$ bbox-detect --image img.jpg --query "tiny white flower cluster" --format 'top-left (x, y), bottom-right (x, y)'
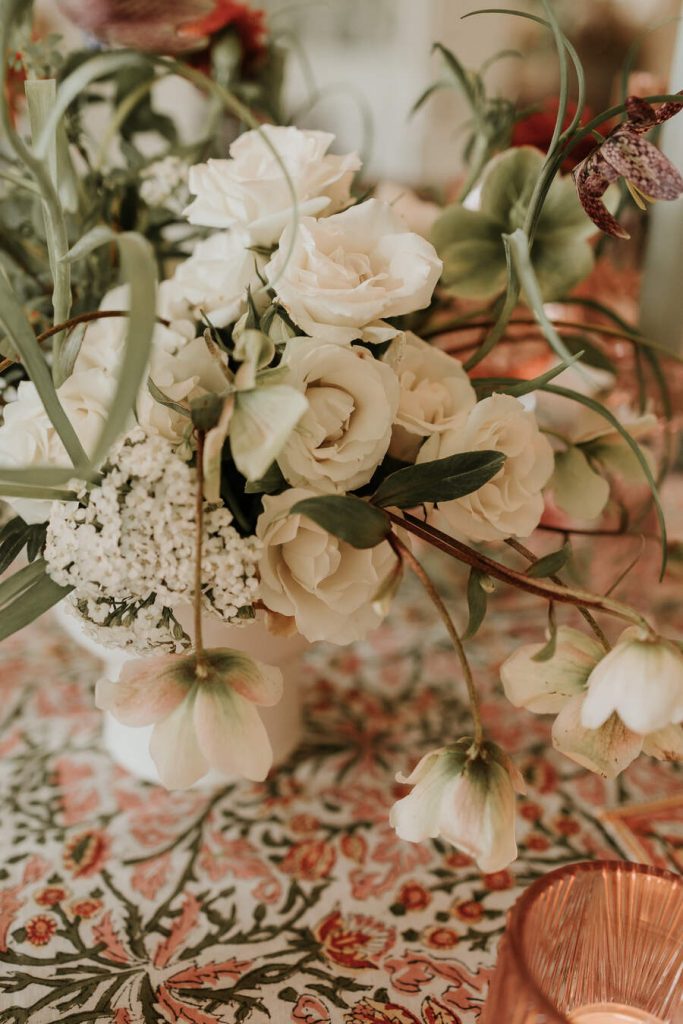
top-left (45, 429), bottom-right (261, 654)
top-left (140, 155), bottom-right (190, 212)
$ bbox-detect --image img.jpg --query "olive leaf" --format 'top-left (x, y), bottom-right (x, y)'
top-left (526, 541), bottom-right (571, 578)
top-left (291, 495), bottom-right (390, 550)
top-left (372, 450), bottom-right (505, 509)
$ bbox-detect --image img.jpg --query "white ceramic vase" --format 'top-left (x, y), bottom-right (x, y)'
top-left (55, 602), bottom-right (308, 786)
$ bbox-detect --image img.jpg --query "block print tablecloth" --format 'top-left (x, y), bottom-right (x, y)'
top-left (0, 563), bottom-right (681, 1024)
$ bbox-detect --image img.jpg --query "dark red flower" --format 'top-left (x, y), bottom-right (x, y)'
top-left (315, 908), bottom-right (395, 970)
top-left (397, 881), bottom-right (431, 912)
top-left (179, 0), bottom-right (267, 65)
top-left (57, 0), bottom-right (214, 52)
top-left (63, 829), bottom-right (109, 878)
top-left (451, 898), bottom-right (483, 924)
top-left (25, 914), bottom-right (58, 946)
top-left (280, 839), bottom-right (336, 881)
top-left (422, 925), bottom-right (460, 950)
top-left (511, 97), bottom-right (597, 170)
top-left (573, 92), bottom-right (683, 238)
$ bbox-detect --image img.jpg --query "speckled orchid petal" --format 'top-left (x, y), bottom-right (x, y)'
top-left (553, 694), bottom-right (643, 779)
top-left (573, 155), bottom-right (629, 239)
top-left (95, 654), bottom-right (190, 727)
top-left (601, 135), bottom-right (683, 201)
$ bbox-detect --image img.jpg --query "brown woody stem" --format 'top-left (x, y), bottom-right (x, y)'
top-left (386, 510), bottom-right (654, 636)
top-left (389, 531), bottom-right (484, 748)
top-left (0, 309), bottom-right (172, 374)
top-left (194, 430), bottom-right (208, 679)
top-left (504, 537), bottom-right (610, 651)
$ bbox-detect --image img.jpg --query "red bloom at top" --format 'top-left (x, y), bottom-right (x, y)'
top-left (179, 0), bottom-right (267, 65)
top-left (511, 97), bottom-right (597, 170)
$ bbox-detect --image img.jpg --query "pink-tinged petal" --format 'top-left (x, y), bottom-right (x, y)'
top-left (642, 724), bottom-right (683, 762)
top-left (207, 650), bottom-right (283, 707)
top-left (601, 135), bottom-right (683, 201)
top-left (95, 658), bottom-right (189, 727)
top-left (553, 695), bottom-right (642, 779)
top-left (150, 695), bottom-right (208, 789)
top-left (193, 684), bottom-right (273, 782)
top-left (395, 747), bottom-right (450, 786)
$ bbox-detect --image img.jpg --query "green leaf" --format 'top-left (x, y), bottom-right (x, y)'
top-left (463, 569), bottom-right (489, 639)
top-left (64, 229), bottom-right (158, 466)
top-left (526, 541), bottom-right (571, 578)
top-left (148, 378), bottom-right (192, 419)
top-left (431, 206), bottom-right (507, 300)
top-left (0, 571), bottom-right (72, 642)
top-left (531, 603), bottom-right (558, 662)
top-left (291, 495), bottom-right (390, 550)
top-left (542, 383), bottom-right (668, 577)
top-left (373, 451), bottom-right (506, 509)
top-left (0, 520), bottom-right (29, 575)
top-left (0, 466), bottom-right (86, 486)
top-left (0, 271), bottom-right (88, 468)
top-left (0, 559), bottom-right (48, 608)
top-left (244, 461), bottom-right (287, 494)
top-left (432, 43), bottom-right (478, 107)
top-left (0, 480), bottom-right (76, 501)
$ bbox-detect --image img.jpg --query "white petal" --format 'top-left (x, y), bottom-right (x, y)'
top-left (500, 626), bottom-right (602, 714)
top-left (193, 684), bottom-right (274, 782)
top-left (553, 694), bottom-right (642, 779)
top-left (149, 695), bottom-right (208, 790)
top-left (551, 446), bottom-right (610, 520)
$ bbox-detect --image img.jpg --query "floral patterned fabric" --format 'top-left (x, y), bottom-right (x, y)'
top-left (0, 561), bottom-right (680, 1024)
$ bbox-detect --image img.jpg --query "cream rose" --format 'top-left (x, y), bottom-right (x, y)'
top-left (184, 125), bottom-right (361, 246)
top-left (170, 230), bottom-right (265, 328)
top-left (256, 487), bottom-right (396, 644)
top-left (384, 332), bottom-right (475, 460)
top-left (418, 393), bottom-right (554, 541)
top-left (265, 199), bottom-right (443, 346)
top-left (277, 338), bottom-right (399, 492)
top-left (0, 370), bottom-right (115, 523)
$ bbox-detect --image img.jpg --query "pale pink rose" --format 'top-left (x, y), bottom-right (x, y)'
top-left (265, 199), bottom-right (442, 346)
top-left (419, 393), bottom-right (554, 542)
top-left (185, 126), bottom-right (360, 246)
top-left (96, 649), bottom-right (282, 789)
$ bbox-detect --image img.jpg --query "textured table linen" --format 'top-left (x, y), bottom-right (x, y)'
top-left (0, 561), bottom-right (680, 1024)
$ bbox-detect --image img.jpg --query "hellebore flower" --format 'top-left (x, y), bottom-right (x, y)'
top-left (390, 741), bottom-right (526, 872)
top-left (573, 92), bottom-right (683, 239)
top-left (581, 627), bottom-right (683, 735)
top-left (96, 648), bottom-right (283, 788)
top-left (500, 625), bottom-right (683, 779)
top-left (432, 147), bottom-right (596, 302)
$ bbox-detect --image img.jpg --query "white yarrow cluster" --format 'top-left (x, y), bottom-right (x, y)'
top-left (140, 155), bottom-right (189, 211)
top-left (45, 430), bottom-right (261, 653)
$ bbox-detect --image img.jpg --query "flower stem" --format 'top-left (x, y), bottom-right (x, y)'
top-left (0, 310), bottom-right (172, 375)
top-left (387, 510), bottom-right (654, 636)
top-left (389, 532), bottom-right (484, 749)
top-left (504, 538), bottom-right (611, 651)
top-left (194, 430), bottom-right (208, 679)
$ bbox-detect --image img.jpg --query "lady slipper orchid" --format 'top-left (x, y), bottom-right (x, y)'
top-left (390, 741), bottom-right (525, 873)
top-left (96, 649), bottom-right (283, 788)
top-left (573, 92), bottom-right (683, 239)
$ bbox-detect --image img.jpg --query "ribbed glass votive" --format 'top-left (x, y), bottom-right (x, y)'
top-left (481, 861), bottom-right (683, 1024)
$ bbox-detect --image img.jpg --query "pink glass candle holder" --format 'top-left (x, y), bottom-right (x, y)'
top-left (481, 861), bottom-right (683, 1024)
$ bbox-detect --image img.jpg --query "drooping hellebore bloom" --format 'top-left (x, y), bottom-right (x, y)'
top-left (96, 648), bottom-right (282, 788)
top-left (573, 92), bottom-right (683, 239)
top-left (500, 625), bottom-right (683, 779)
top-left (390, 740), bottom-right (526, 872)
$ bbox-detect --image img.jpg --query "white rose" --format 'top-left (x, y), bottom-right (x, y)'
top-left (140, 337), bottom-right (232, 442)
top-left (373, 180), bottom-right (441, 237)
top-left (255, 487), bottom-right (396, 644)
top-left (171, 230), bottom-right (265, 328)
top-left (265, 199), bottom-right (443, 346)
top-left (0, 369), bottom-right (115, 523)
top-left (184, 125), bottom-right (361, 246)
top-left (277, 338), bottom-right (399, 492)
top-left (419, 393), bottom-right (554, 542)
top-left (384, 332), bottom-right (475, 460)
top-left (75, 284), bottom-right (195, 376)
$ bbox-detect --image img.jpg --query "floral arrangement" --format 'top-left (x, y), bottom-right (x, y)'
top-left (1, 0), bottom-right (682, 875)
